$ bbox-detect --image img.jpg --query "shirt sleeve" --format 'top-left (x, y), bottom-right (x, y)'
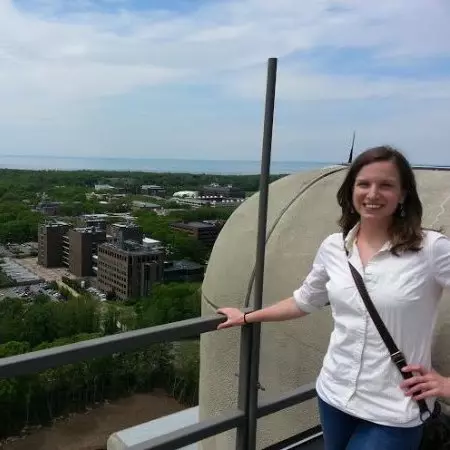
top-left (431, 234), bottom-right (450, 288)
top-left (293, 239), bottom-right (330, 313)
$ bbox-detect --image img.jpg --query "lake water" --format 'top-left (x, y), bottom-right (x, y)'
top-left (0, 155), bottom-right (338, 175)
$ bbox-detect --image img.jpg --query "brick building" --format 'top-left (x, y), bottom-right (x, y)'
top-left (96, 240), bottom-right (164, 300)
top-left (169, 221), bottom-right (223, 247)
top-left (62, 227), bottom-right (107, 277)
top-left (37, 222), bottom-right (71, 267)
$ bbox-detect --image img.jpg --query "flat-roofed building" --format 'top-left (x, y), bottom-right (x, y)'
top-left (169, 221), bottom-right (223, 248)
top-left (80, 215), bottom-right (107, 231)
top-left (141, 185), bottom-right (166, 196)
top-left (109, 223), bottom-right (143, 247)
top-left (132, 201), bottom-right (162, 211)
top-left (65, 227), bottom-right (107, 277)
top-left (199, 184), bottom-right (245, 199)
top-left (35, 201), bottom-right (62, 216)
top-left (163, 260), bottom-right (204, 283)
top-left (96, 240), bottom-right (164, 300)
top-left (37, 222), bottom-right (71, 267)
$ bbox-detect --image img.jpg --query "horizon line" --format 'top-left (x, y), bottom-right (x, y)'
top-left (0, 154), bottom-right (339, 164)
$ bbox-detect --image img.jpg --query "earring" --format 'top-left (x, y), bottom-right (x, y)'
top-left (400, 203), bottom-right (405, 217)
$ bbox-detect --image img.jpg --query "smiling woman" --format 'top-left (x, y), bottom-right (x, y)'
top-left (213, 146), bottom-right (450, 450)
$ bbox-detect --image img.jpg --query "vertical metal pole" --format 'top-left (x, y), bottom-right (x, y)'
top-left (247, 57), bottom-right (278, 450)
top-left (235, 322), bottom-right (253, 449)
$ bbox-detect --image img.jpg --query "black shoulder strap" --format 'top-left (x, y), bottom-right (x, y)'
top-left (347, 258), bottom-right (431, 418)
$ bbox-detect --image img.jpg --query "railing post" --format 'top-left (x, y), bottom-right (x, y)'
top-left (236, 57), bottom-right (278, 450)
top-left (235, 323), bottom-right (253, 449)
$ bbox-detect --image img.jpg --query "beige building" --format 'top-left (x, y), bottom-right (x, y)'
top-left (199, 166), bottom-right (450, 450)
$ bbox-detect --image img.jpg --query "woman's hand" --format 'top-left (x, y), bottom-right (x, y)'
top-left (400, 365), bottom-right (450, 400)
top-left (216, 307), bottom-right (246, 330)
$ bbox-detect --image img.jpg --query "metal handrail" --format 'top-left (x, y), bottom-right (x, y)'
top-left (0, 314), bottom-right (226, 378)
top-left (125, 382), bottom-right (319, 450)
top-left (0, 313), bottom-right (320, 449)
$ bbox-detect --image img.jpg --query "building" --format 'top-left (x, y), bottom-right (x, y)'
top-left (163, 260), bottom-right (204, 283)
top-left (94, 184), bottom-right (116, 192)
top-left (199, 184), bottom-right (245, 199)
top-left (132, 201), bottom-right (162, 211)
top-left (171, 186), bottom-right (245, 209)
top-left (62, 227), bottom-right (107, 277)
top-left (96, 240), bottom-right (164, 300)
top-left (109, 222), bottom-right (143, 247)
top-left (172, 190), bottom-right (198, 199)
top-left (142, 237), bottom-right (162, 250)
top-left (80, 214), bottom-right (107, 231)
top-left (169, 221), bottom-right (223, 247)
top-left (141, 185), bottom-right (166, 196)
top-left (172, 196), bottom-right (245, 209)
top-left (37, 222), bottom-right (71, 267)
top-left (35, 201), bottom-right (62, 216)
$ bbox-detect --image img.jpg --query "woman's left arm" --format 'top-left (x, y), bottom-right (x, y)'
top-left (431, 233), bottom-right (450, 288)
top-left (401, 234), bottom-right (450, 400)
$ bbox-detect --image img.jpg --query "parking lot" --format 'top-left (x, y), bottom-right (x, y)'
top-left (0, 283), bottom-right (48, 300)
top-left (18, 258), bottom-right (74, 282)
top-left (0, 258), bottom-right (42, 284)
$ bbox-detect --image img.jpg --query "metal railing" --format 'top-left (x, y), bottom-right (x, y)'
top-left (0, 312), bottom-right (319, 450)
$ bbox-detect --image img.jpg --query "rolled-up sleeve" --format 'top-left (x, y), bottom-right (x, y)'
top-left (293, 240), bottom-right (330, 313)
top-left (432, 234), bottom-right (450, 288)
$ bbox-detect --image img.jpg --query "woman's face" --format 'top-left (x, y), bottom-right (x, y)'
top-left (352, 160), bottom-right (404, 225)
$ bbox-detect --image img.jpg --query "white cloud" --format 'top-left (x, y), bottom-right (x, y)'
top-left (225, 65), bottom-right (450, 101)
top-left (4, 0), bottom-right (449, 94)
top-left (1, 0), bottom-right (450, 160)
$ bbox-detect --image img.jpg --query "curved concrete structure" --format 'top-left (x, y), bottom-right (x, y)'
top-left (199, 166), bottom-right (450, 450)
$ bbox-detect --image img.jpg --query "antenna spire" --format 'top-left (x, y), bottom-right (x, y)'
top-left (347, 131), bottom-right (356, 164)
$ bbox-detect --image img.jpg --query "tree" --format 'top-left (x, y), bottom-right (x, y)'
top-left (135, 282), bottom-right (201, 327)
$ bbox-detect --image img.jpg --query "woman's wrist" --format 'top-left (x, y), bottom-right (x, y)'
top-left (242, 312), bottom-right (251, 325)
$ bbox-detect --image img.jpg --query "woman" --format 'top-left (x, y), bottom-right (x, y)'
top-left (217, 146), bottom-right (450, 450)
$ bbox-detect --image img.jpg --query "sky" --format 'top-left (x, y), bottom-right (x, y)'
top-left (1, 0), bottom-right (450, 164)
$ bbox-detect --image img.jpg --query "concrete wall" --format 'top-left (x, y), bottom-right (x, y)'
top-left (199, 166), bottom-right (450, 450)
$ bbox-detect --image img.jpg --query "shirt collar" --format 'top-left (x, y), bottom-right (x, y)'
top-left (344, 223), bottom-right (360, 255)
top-left (344, 222), bottom-right (392, 256)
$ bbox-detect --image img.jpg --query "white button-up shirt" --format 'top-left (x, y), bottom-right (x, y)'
top-left (293, 225), bottom-right (450, 427)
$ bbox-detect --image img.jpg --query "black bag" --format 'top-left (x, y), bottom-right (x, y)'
top-left (347, 259), bottom-right (450, 449)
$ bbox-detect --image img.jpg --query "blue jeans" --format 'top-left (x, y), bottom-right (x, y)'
top-left (318, 396), bottom-right (424, 450)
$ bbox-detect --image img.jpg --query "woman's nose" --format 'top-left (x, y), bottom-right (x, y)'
top-left (367, 185), bottom-right (379, 198)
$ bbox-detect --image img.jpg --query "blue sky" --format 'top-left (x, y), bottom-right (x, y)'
top-left (1, 0), bottom-right (450, 164)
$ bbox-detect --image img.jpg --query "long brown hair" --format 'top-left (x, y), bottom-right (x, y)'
top-left (336, 145), bottom-right (423, 254)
